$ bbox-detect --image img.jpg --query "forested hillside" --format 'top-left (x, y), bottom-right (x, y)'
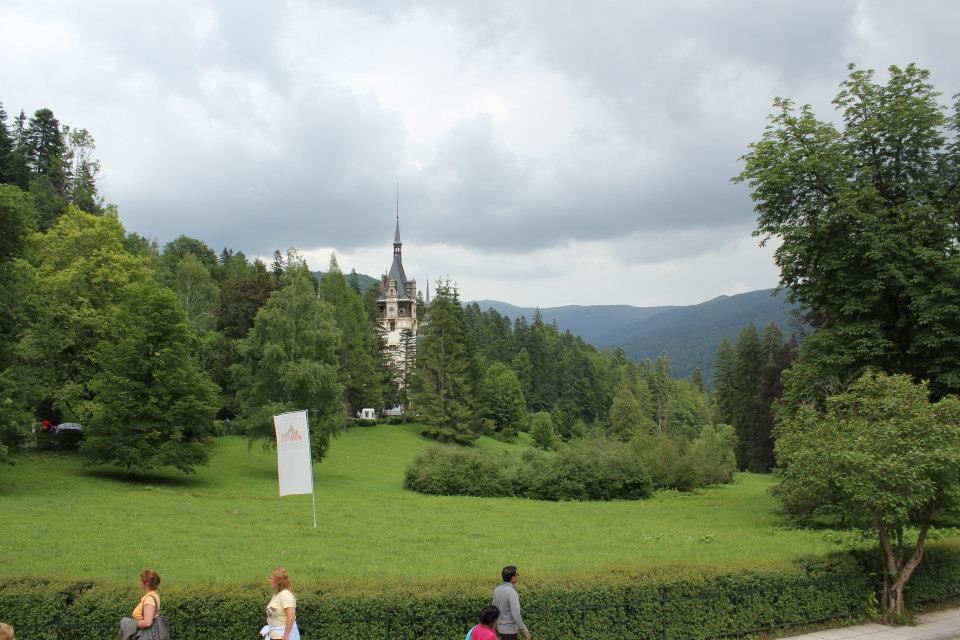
top-left (473, 289), bottom-right (801, 381)
top-left (312, 269), bottom-right (378, 293)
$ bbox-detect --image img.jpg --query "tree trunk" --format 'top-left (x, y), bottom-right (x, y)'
top-left (877, 522), bottom-right (929, 622)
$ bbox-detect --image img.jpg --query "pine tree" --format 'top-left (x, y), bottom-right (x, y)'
top-left (712, 338), bottom-right (736, 426)
top-left (511, 347), bottom-right (532, 398)
top-left (271, 249), bottom-right (285, 279)
top-left (731, 324), bottom-right (765, 470)
top-left (0, 103), bottom-right (28, 188)
top-left (691, 367), bottom-right (704, 393)
top-left (408, 281), bottom-right (476, 443)
top-left (651, 351), bottom-right (672, 433)
top-left (347, 268), bottom-right (362, 294)
top-left (25, 109), bottom-right (69, 196)
top-left (318, 254), bottom-right (383, 413)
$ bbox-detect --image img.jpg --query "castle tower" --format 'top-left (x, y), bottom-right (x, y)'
top-left (378, 213), bottom-right (417, 382)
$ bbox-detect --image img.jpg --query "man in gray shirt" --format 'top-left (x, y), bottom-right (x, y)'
top-left (492, 565), bottom-right (531, 640)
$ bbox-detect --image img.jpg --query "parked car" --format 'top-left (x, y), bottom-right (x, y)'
top-left (52, 422), bottom-right (83, 434)
top-left (384, 406), bottom-right (405, 417)
top-left (36, 422), bottom-right (84, 450)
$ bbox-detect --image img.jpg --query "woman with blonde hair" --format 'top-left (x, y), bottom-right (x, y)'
top-left (259, 567), bottom-right (299, 640)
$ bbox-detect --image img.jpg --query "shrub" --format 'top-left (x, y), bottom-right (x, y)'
top-left (519, 436), bottom-right (653, 501)
top-left (629, 424), bottom-right (737, 491)
top-left (3, 544), bottom-right (959, 640)
top-left (405, 436), bottom-right (653, 501)
top-left (529, 411), bottom-right (553, 450)
top-left (403, 445), bottom-right (513, 497)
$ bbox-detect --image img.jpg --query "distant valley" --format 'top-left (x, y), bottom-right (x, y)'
top-left (471, 289), bottom-right (803, 382)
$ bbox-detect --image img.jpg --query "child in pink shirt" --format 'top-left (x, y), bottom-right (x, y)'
top-left (465, 605), bottom-right (500, 640)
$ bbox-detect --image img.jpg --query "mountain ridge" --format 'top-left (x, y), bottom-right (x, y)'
top-left (469, 289), bottom-right (802, 381)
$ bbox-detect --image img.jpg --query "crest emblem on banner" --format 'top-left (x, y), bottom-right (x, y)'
top-left (280, 426), bottom-right (304, 443)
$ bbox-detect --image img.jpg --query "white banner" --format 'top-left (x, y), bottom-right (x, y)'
top-left (273, 410), bottom-right (313, 497)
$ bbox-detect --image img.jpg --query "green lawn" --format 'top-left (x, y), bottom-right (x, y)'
top-left (1, 424), bottom-right (846, 586)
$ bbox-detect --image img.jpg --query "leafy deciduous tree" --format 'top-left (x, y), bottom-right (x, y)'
top-left (774, 372), bottom-right (960, 619)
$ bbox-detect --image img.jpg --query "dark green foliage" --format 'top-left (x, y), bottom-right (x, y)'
top-left (409, 281), bottom-right (476, 443)
top-left (313, 268), bottom-right (379, 293)
top-left (0, 102), bottom-right (29, 188)
top-left (520, 436), bottom-right (653, 500)
top-left (529, 410), bottom-right (553, 449)
top-left (235, 268), bottom-right (344, 463)
top-left (24, 108), bottom-right (68, 196)
top-left (405, 437), bottom-right (653, 501)
top-left (81, 280), bottom-right (219, 473)
top-left (318, 255), bottom-right (384, 412)
top-left (0, 184), bottom-right (37, 264)
top-left (216, 265), bottom-right (275, 339)
top-left (10, 545), bottom-right (959, 640)
top-left (478, 362), bottom-right (525, 438)
top-left (712, 323), bottom-right (785, 471)
top-left (160, 235), bottom-right (219, 274)
top-left (403, 445), bottom-right (514, 497)
top-left (27, 175), bottom-right (67, 231)
top-left (736, 63), bottom-right (960, 401)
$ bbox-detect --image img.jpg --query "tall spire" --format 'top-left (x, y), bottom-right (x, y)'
top-left (394, 182), bottom-right (401, 245)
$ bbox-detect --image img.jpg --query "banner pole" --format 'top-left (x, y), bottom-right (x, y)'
top-left (308, 409), bottom-right (317, 529)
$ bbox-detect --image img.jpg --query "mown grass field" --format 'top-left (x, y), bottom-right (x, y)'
top-left (1, 424), bottom-right (850, 586)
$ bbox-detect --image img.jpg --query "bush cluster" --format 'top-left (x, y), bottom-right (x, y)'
top-left (405, 426), bottom-right (736, 500)
top-left (630, 424), bottom-right (737, 491)
top-left (404, 436), bottom-right (654, 501)
top-left (3, 544), bottom-right (958, 640)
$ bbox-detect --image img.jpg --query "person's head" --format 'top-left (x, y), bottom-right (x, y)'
top-left (478, 605), bottom-right (500, 629)
top-left (139, 569), bottom-right (161, 591)
top-left (270, 567), bottom-right (291, 593)
top-left (502, 565), bottom-right (518, 584)
top-left (0, 622), bottom-right (14, 640)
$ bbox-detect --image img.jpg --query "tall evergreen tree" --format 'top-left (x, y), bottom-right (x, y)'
top-left (235, 270), bottom-right (344, 462)
top-left (0, 103), bottom-right (29, 188)
top-left (24, 109), bottom-right (68, 196)
top-left (713, 338), bottom-right (737, 426)
top-left (408, 281), bottom-right (476, 443)
top-left (731, 324), bottom-right (765, 469)
top-left (690, 367), bottom-right (704, 393)
top-left (651, 351), bottom-right (672, 433)
top-left (318, 254), bottom-right (383, 413)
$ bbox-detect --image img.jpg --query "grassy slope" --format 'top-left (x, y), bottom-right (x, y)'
top-left (1, 425), bottom-right (839, 586)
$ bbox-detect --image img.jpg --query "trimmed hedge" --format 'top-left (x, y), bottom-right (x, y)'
top-left (2, 543), bottom-right (958, 640)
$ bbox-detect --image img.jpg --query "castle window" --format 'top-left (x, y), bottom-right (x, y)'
top-left (389, 320), bottom-right (396, 331)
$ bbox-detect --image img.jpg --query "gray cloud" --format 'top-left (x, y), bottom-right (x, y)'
top-left (1, 0), bottom-right (958, 302)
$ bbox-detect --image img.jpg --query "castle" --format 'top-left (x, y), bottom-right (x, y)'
top-left (378, 215), bottom-right (417, 381)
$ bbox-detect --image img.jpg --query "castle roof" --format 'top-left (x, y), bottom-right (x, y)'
top-left (380, 217), bottom-right (413, 301)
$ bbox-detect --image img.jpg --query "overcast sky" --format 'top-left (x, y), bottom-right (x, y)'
top-left (3, 1), bottom-right (959, 307)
